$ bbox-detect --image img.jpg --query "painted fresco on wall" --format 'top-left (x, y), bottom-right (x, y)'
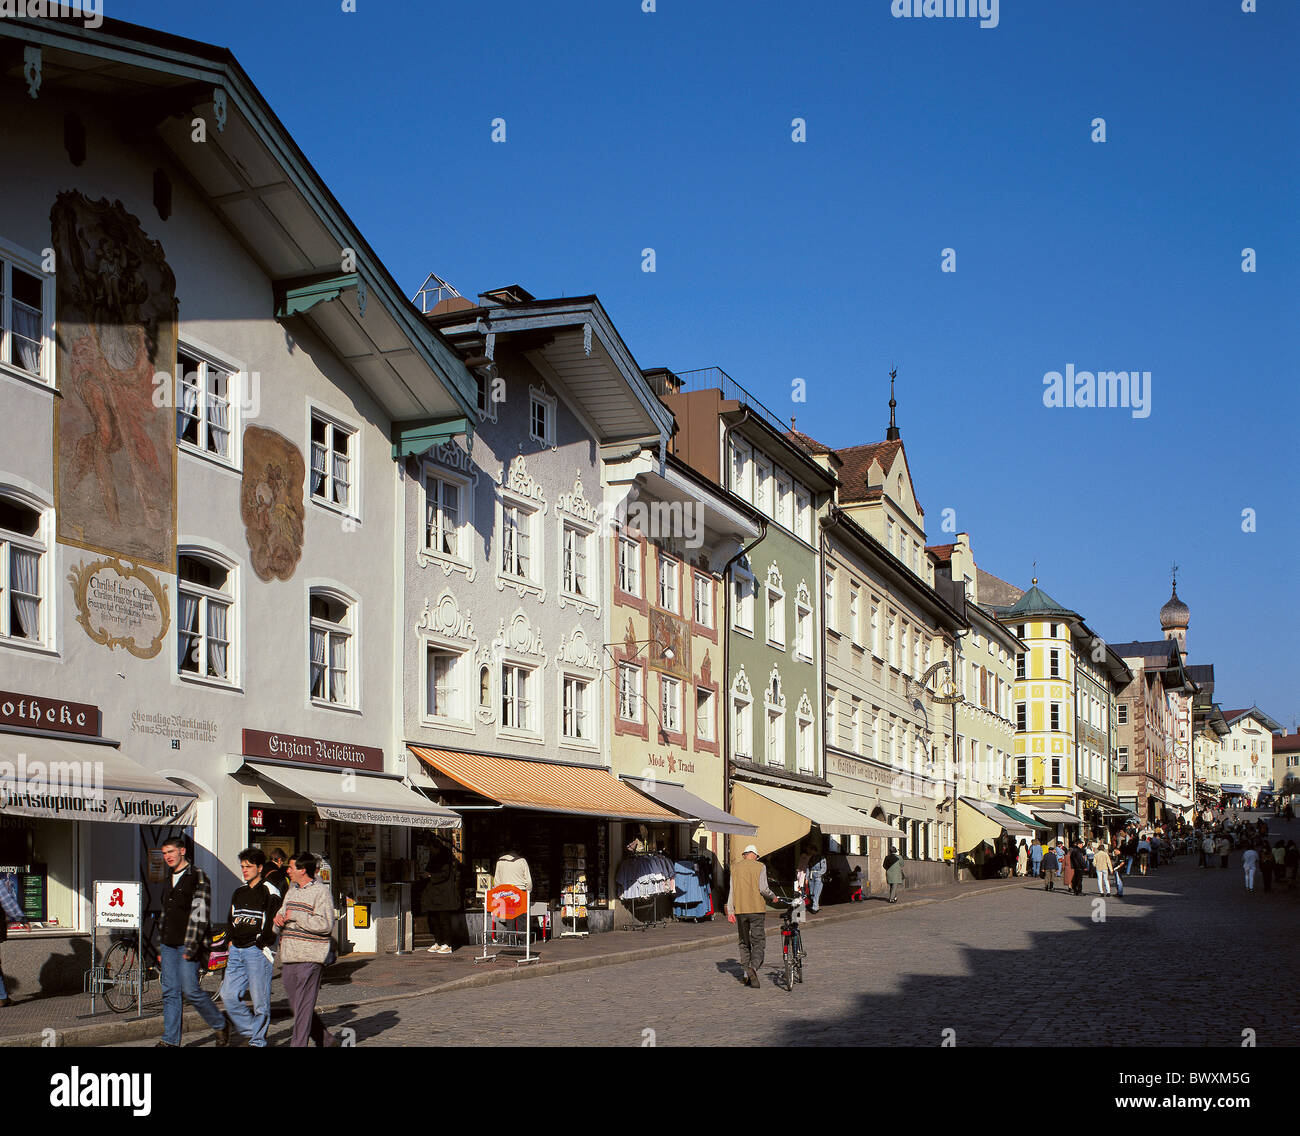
top-left (648, 607), bottom-right (690, 680)
top-left (52, 192), bottom-right (177, 572)
top-left (241, 425), bottom-right (306, 581)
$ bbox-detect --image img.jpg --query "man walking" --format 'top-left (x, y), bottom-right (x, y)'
top-left (273, 852), bottom-right (338, 1047)
top-left (263, 849), bottom-right (290, 903)
top-left (1093, 843), bottom-right (1113, 897)
top-left (157, 836), bottom-right (229, 1047)
top-left (725, 844), bottom-right (779, 988)
top-left (221, 848), bottom-right (281, 1047)
top-left (1200, 833), bottom-right (1214, 868)
top-left (0, 872), bottom-right (28, 1007)
top-left (1068, 841), bottom-right (1087, 897)
top-left (1242, 845), bottom-right (1258, 892)
top-left (1040, 844), bottom-right (1059, 891)
top-left (1030, 841), bottom-right (1043, 878)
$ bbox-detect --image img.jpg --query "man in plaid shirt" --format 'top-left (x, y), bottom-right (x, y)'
top-left (0, 872), bottom-right (27, 1007)
top-left (157, 836), bottom-right (229, 1047)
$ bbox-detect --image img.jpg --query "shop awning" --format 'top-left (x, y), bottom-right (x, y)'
top-left (409, 747), bottom-right (680, 824)
top-left (621, 776), bottom-right (756, 836)
top-left (996, 804), bottom-right (1052, 830)
top-left (1033, 809), bottom-right (1083, 825)
top-left (891, 793), bottom-right (934, 820)
top-left (246, 761), bottom-right (460, 829)
top-left (731, 781), bottom-right (901, 857)
top-left (957, 799), bottom-right (1009, 850)
top-left (0, 733), bottom-right (197, 825)
top-left (1163, 789), bottom-right (1194, 809)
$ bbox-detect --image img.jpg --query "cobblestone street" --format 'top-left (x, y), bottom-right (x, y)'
top-left (133, 824), bottom-right (1299, 1048)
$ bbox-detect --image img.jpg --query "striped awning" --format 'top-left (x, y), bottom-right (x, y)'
top-left (408, 747), bottom-right (680, 824)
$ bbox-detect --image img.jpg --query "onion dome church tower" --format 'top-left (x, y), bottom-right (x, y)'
top-left (1159, 565), bottom-right (1190, 653)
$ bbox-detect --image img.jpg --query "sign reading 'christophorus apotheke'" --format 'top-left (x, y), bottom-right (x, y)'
top-left (242, 729), bottom-right (383, 772)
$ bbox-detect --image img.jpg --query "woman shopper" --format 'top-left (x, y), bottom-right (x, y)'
top-left (1016, 841), bottom-right (1029, 878)
top-left (1093, 844), bottom-right (1114, 896)
top-left (883, 849), bottom-right (905, 903)
top-left (1242, 845), bottom-right (1259, 892)
top-left (1060, 843), bottom-right (1075, 893)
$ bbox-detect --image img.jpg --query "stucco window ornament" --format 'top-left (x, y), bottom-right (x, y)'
top-left (494, 611), bottom-right (548, 664)
top-left (475, 646), bottom-right (497, 724)
top-left (496, 454), bottom-right (547, 601)
top-left (764, 665), bottom-right (786, 710)
top-left (796, 578), bottom-right (811, 607)
top-left (501, 453), bottom-right (547, 506)
top-left (419, 444), bottom-right (477, 580)
top-left (797, 691), bottom-right (813, 719)
top-left (558, 626), bottom-right (601, 672)
top-left (731, 663), bottom-right (751, 699)
top-left (766, 562), bottom-right (784, 591)
top-left (557, 472), bottom-right (601, 617)
top-left (415, 590), bottom-right (477, 646)
top-left (556, 472), bottom-right (600, 525)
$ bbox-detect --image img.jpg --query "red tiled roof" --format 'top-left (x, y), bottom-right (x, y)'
top-left (1274, 733), bottom-right (1300, 753)
top-left (927, 543), bottom-right (956, 562)
top-left (783, 428), bottom-right (834, 455)
top-left (834, 440), bottom-right (904, 503)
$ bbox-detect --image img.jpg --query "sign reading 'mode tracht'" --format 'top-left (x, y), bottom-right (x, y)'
top-left (242, 729), bottom-right (383, 772)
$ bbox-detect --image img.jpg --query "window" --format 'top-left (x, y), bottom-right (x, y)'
top-left (617, 529), bottom-right (640, 597)
top-left (775, 470), bottom-right (793, 530)
top-left (1050, 757), bottom-right (1061, 786)
top-left (176, 348), bottom-right (234, 461)
top-left (0, 495), bottom-right (45, 645)
top-left (475, 372), bottom-right (490, 415)
top-left (729, 437), bottom-right (753, 502)
top-left (886, 516), bottom-right (895, 554)
top-left (618, 664), bottom-right (643, 722)
top-left (1016, 757), bottom-right (1027, 784)
top-left (693, 573), bottom-right (712, 628)
top-left (1050, 703), bottom-right (1061, 731)
top-left (1016, 652), bottom-right (1026, 680)
top-left (911, 542), bottom-right (919, 574)
top-left (562, 676), bottom-right (591, 742)
top-left (0, 250), bottom-right (46, 380)
top-left (657, 554), bottom-right (679, 613)
top-left (1049, 649), bottom-right (1061, 678)
top-left (1049, 623), bottom-right (1059, 638)
top-left (870, 603), bottom-right (880, 657)
top-left (824, 569), bottom-right (836, 632)
top-left (849, 584), bottom-right (860, 640)
top-left (912, 636), bottom-right (921, 679)
top-left (500, 663), bottom-right (534, 732)
top-left (733, 692), bottom-right (753, 758)
top-left (766, 704), bottom-right (785, 767)
top-left (177, 553), bottom-right (233, 682)
top-left (795, 598), bottom-right (812, 659)
top-left (1118, 746), bottom-right (1129, 772)
top-left (766, 581), bottom-right (785, 647)
top-left (660, 676), bottom-right (681, 734)
top-left (310, 413), bottom-right (355, 512)
top-left (887, 614), bottom-right (897, 667)
top-left (794, 484), bottom-right (811, 542)
top-left (309, 592), bottom-right (352, 706)
top-left (754, 455), bottom-right (773, 517)
top-left (826, 690), bottom-right (838, 747)
top-left (1117, 703), bottom-right (1128, 725)
top-left (797, 712), bottom-right (814, 773)
top-left (733, 565), bottom-right (755, 634)
top-left (426, 645), bottom-right (465, 721)
top-left (529, 389), bottom-right (555, 446)
top-left (873, 714), bottom-right (882, 763)
top-left (1016, 703), bottom-right (1027, 731)
top-left (696, 687), bottom-right (715, 742)
top-left (900, 623), bottom-right (910, 676)
top-left (562, 523), bottom-right (590, 598)
top-left (501, 503), bottom-right (534, 580)
top-left (850, 703), bottom-right (861, 753)
top-left (425, 474), bottom-right (463, 560)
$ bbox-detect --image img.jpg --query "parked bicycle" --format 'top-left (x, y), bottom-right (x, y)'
top-left (99, 910), bottom-right (227, 1013)
top-left (776, 896), bottom-right (807, 992)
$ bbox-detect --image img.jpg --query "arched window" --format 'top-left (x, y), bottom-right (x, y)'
top-left (177, 551), bottom-right (234, 681)
top-left (0, 492), bottom-right (45, 644)
top-left (310, 589), bottom-right (353, 706)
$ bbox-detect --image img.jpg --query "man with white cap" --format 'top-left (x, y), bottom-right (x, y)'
top-left (725, 844), bottom-right (779, 988)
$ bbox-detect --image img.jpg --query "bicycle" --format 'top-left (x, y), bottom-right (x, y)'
top-left (99, 911), bottom-right (227, 1013)
top-left (777, 896), bottom-right (807, 992)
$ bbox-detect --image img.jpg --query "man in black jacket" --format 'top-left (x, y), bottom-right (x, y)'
top-left (157, 836), bottom-right (229, 1047)
top-left (1069, 841), bottom-right (1088, 897)
top-left (221, 847), bottom-right (281, 1047)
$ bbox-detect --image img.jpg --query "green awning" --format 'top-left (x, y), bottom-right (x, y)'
top-left (996, 804), bottom-right (1052, 829)
top-left (391, 417), bottom-right (472, 459)
top-left (275, 273), bottom-right (359, 318)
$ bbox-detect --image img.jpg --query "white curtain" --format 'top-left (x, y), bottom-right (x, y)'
top-left (178, 591), bottom-right (199, 670)
top-left (11, 303), bottom-right (41, 374)
top-left (310, 627), bottom-right (326, 696)
top-left (311, 442), bottom-right (326, 495)
top-left (176, 372), bottom-right (200, 440)
top-left (207, 601), bottom-right (228, 679)
top-left (329, 634), bottom-right (347, 702)
top-left (207, 387), bottom-right (229, 456)
top-left (10, 548), bottom-right (39, 638)
top-left (331, 452), bottom-right (348, 505)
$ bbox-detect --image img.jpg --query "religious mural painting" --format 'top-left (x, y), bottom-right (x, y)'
top-left (241, 425), bottom-right (307, 581)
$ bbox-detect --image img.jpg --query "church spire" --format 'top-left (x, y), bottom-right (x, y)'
top-left (886, 367), bottom-right (900, 441)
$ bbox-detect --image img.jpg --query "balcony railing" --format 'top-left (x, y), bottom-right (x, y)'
top-left (671, 366), bottom-right (791, 438)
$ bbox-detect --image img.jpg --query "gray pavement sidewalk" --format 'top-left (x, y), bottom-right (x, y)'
top-left (0, 874), bottom-right (1025, 1046)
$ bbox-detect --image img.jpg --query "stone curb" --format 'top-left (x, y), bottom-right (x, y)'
top-left (0, 877), bottom-right (1023, 1047)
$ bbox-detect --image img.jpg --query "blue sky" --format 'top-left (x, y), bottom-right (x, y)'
top-left (106, 0), bottom-right (1298, 729)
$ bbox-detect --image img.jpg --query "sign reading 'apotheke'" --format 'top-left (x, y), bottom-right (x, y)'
top-left (242, 729), bottom-right (382, 772)
top-left (0, 691), bottom-right (100, 738)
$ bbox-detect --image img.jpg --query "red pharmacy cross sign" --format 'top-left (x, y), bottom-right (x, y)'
top-left (486, 884), bottom-right (526, 920)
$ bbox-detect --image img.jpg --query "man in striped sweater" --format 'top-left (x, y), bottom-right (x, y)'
top-left (273, 851), bottom-right (338, 1047)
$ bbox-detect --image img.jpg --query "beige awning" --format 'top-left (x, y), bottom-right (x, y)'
top-left (247, 761), bottom-right (460, 829)
top-left (957, 799), bottom-right (1005, 852)
top-left (729, 781), bottom-right (901, 857)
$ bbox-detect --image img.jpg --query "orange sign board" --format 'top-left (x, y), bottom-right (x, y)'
top-left (486, 883), bottom-right (527, 920)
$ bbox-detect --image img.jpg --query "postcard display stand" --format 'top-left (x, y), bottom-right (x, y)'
top-left (560, 843), bottom-right (589, 938)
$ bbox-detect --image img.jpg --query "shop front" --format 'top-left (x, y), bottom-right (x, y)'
top-left (408, 747), bottom-right (682, 938)
top-left (230, 729), bottom-right (461, 955)
top-left (1030, 807), bottom-right (1084, 845)
top-left (0, 694), bottom-right (198, 996)
top-left (956, 798), bottom-right (1048, 877)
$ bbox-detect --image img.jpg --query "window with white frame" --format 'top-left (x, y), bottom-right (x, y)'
top-left (794, 483), bottom-right (811, 541)
top-left (618, 663), bottom-right (643, 722)
top-left (796, 710), bottom-right (814, 772)
top-left (729, 437), bottom-right (753, 503)
top-left (1050, 703), bottom-right (1061, 731)
top-left (0, 494), bottom-right (46, 646)
top-left (1117, 703), bottom-right (1128, 725)
top-left (850, 702), bottom-right (861, 754)
top-left (849, 584), bottom-right (860, 641)
top-left (562, 675), bottom-right (592, 742)
top-left (657, 553), bottom-right (679, 613)
top-left (424, 473), bottom-right (464, 560)
top-left (733, 691), bottom-right (753, 759)
top-left (754, 454), bottom-right (773, 517)
top-left (562, 523), bottom-right (591, 599)
top-left (617, 529), bottom-right (640, 596)
top-left (696, 687), bottom-right (715, 742)
top-left (426, 644), bottom-right (467, 721)
top-left (177, 553), bottom-right (233, 682)
top-left (1016, 702), bottom-right (1027, 731)
top-left (1050, 757), bottom-right (1062, 786)
top-left (0, 248), bottom-right (47, 381)
top-left (1049, 648), bottom-right (1061, 678)
top-left (733, 564), bottom-right (755, 634)
top-left (660, 676), bottom-right (681, 734)
top-left (887, 613), bottom-right (897, 667)
top-left (1016, 756), bottom-right (1027, 784)
top-left (886, 515), bottom-right (895, 554)
top-left (873, 713), bottom-right (882, 763)
top-left (766, 578), bottom-right (785, 647)
top-left (795, 596), bottom-right (812, 659)
top-left (310, 413), bottom-right (355, 512)
top-left (767, 703), bottom-right (785, 767)
top-left (775, 470), bottom-right (793, 530)
top-left (870, 603), bottom-right (880, 657)
top-left (176, 348), bottom-right (234, 462)
top-left (826, 689), bottom-right (837, 747)
top-left (500, 662), bottom-right (535, 732)
top-left (912, 635), bottom-right (921, 679)
top-left (309, 591), bottom-right (353, 706)
top-left (529, 389), bottom-right (555, 447)
top-left (900, 622), bottom-right (910, 675)
top-left (824, 568), bottom-right (836, 632)
top-left (1016, 651), bottom-right (1026, 680)
top-left (693, 572), bottom-right (712, 628)
top-left (501, 502), bottom-right (535, 581)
